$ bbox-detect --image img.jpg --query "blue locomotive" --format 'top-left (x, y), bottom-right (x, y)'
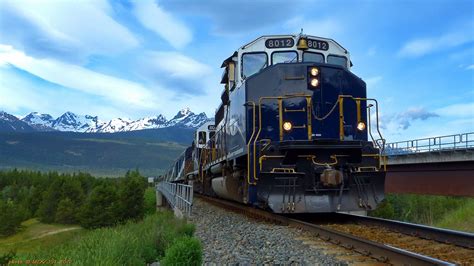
top-left (163, 34), bottom-right (386, 213)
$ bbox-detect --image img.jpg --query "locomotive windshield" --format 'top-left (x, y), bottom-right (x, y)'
top-left (242, 52), bottom-right (267, 78)
top-left (303, 52), bottom-right (324, 63)
top-left (271, 51), bottom-right (298, 64)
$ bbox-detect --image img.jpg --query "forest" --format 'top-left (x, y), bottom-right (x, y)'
top-left (0, 169), bottom-right (148, 236)
top-left (0, 169), bottom-right (202, 265)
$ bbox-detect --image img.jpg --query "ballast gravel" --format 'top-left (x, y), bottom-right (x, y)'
top-left (189, 198), bottom-right (349, 265)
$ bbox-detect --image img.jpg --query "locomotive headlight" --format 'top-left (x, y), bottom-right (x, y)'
top-left (357, 121), bottom-right (366, 131)
top-left (283, 121), bottom-right (292, 131)
top-left (310, 67), bottom-right (319, 76)
top-left (310, 78), bottom-right (319, 87)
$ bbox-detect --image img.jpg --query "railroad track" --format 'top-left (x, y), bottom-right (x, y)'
top-left (197, 195), bottom-right (474, 265)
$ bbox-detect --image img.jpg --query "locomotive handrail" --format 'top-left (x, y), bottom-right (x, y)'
top-left (337, 95), bottom-right (385, 151)
top-left (337, 95), bottom-right (386, 171)
top-left (253, 94), bottom-right (312, 182)
top-left (246, 101), bottom-right (257, 185)
top-left (384, 132), bottom-right (474, 156)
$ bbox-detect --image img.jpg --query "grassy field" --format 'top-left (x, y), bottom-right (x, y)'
top-left (370, 194), bottom-right (474, 232)
top-left (9, 212), bottom-right (201, 265)
top-left (436, 199), bottom-right (474, 232)
top-left (0, 219), bottom-right (84, 254)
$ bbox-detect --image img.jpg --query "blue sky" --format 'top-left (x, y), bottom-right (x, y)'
top-left (0, 0), bottom-right (473, 141)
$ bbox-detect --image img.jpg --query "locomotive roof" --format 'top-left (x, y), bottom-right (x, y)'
top-left (221, 34), bottom-right (348, 67)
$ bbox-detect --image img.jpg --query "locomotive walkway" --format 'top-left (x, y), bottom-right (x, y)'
top-left (383, 132), bottom-right (474, 196)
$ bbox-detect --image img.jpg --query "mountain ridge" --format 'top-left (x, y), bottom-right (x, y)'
top-left (0, 108), bottom-right (211, 133)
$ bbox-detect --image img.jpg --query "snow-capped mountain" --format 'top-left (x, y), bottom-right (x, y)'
top-left (164, 107), bottom-right (208, 128)
top-left (123, 115), bottom-right (167, 131)
top-left (0, 111), bottom-right (35, 132)
top-left (51, 112), bottom-right (103, 132)
top-left (90, 118), bottom-right (132, 133)
top-left (22, 112), bottom-right (56, 131)
top-left (1, 108), bottom-right (210, 133)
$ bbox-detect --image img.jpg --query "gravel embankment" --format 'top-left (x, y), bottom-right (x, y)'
top-left (190, 198), bottom-right (349, 265)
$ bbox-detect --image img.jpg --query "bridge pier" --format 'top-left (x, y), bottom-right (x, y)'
top-left (156, 189), bottom-right (166, 211)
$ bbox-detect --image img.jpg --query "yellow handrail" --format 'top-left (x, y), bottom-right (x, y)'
top-left (253, 94), bottom-right (312, 182)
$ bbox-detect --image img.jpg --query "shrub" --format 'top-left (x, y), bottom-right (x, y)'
top-left (143, 187), bottom-right (157, 215)
top-left (19, 211), bottom-right (202, 265)
top-left (370, 194), bottom-right (469, 225)
top-left (162, 236), bottom-right (202, 266)
top-left (0, 250), bottom-right (16, 265)
top-left (369, 199), bottom-right (395, 219)
top-left (176, 222), bottom-right (195, 237)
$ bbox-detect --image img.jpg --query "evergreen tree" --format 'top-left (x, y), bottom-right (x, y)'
top-left (79, 183), bottom-right (119, 228)
top-left (0, 200), bottom-right (23, 236)
top-left (117, 170), bottom-right (147, 221)
top-left (55, 198), bottom-right (76, 224)
top-left (37, 178), bottom-right (63, 223)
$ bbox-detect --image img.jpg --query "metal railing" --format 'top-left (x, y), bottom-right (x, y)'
top-left (384, 132), bottom-right (474, 156)
top-left (157, 181), bottom-right (193, 217)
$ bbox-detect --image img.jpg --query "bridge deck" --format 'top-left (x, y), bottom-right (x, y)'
top-left (383, 132), bottom-right (474, 197)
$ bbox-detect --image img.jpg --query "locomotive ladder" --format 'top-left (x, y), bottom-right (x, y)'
top-left (248, 94), bottom-right (313, 184)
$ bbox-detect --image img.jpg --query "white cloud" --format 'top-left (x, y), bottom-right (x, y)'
top-left (1, 0), bottom-right (138, 60)
top-left (130, 50), bottom-right (215, 96)
top-left (0, 45), bottom-right (168, 109)
top-left (132, 0), bottom-right (192, 49)
top-left (284, 17), bottom-right (341, 38)
top-left (0, 71), bottom-right (132, 120)
top-left (466, 64), bottom-right (474, 70)
top-left (436, 102), bottom-right (474, 117)
top-left (145, 51), bottom-right (212, 79)
top-left (398, 29), bottom-right (474, 57)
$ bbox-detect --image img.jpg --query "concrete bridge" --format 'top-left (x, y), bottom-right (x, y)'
top-left (383, 132), bottom-right (474, 197)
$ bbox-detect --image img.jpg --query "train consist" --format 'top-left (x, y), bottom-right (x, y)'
top-left (162, 34), bottom-right (386, 213)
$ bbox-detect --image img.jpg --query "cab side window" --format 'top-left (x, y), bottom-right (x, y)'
top-left (242, 52), bottom-right (267, 79)
top-left (198, 131), bottom-right (206, 145)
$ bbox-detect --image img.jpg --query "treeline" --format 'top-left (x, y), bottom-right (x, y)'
top-left (0, 169), bottom-right (149, 236)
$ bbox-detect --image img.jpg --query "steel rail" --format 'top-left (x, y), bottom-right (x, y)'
top-left (332, 213), bottom-right (474, 249)
top-left (197, 195), bottom-right (452, 265)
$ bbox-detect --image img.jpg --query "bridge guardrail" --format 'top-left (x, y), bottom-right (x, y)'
top-left (157, 181), bottom-right (193, 217)
top-left (384, 132), bottom-right (474, 156)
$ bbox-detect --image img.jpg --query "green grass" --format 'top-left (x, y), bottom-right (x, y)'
top-left (144, 187), bottom-right (157, 215)
top-left (436, 199), bottom-right (474, 233)
top-left (370, 194), bottom-right (474, 232)
top-left (13, 212), bottom-right (201, 265)
top-left (0, 219), bottom-right (83, 254)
